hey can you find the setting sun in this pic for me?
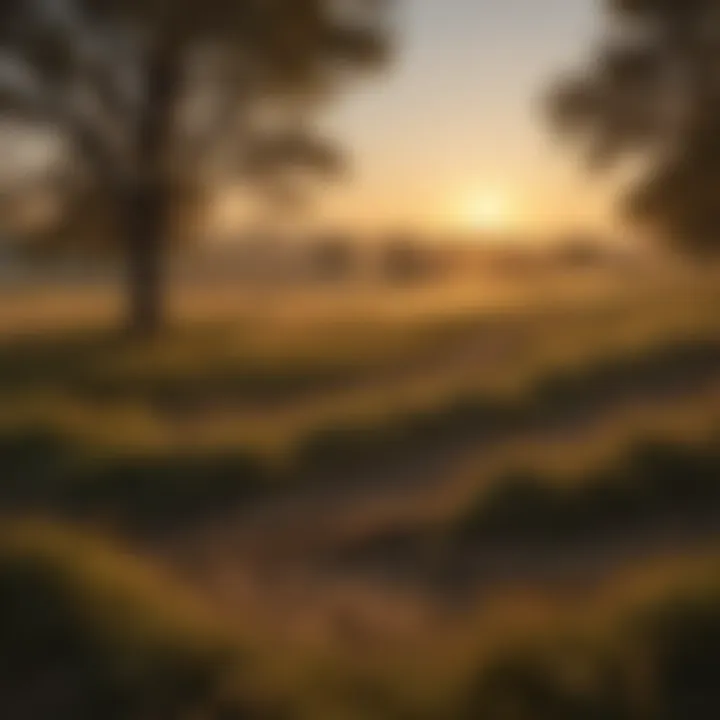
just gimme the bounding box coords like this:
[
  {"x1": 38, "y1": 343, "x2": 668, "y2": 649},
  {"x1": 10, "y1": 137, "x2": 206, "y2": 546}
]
[{"x1": 458, "y1": 190, "x2": 514, "y2": 232}]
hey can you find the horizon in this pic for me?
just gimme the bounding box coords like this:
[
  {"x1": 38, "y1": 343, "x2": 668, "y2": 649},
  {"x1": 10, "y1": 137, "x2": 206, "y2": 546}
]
[{"x1": 302, "y1": 0, "x2": 618, "y2": 236}]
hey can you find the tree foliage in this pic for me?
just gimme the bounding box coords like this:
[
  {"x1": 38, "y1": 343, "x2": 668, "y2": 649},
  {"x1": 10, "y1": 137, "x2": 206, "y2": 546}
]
[
  {"x1": 0, "y1": 0, "x2": 391, "y2": 331},
  {"x1": 0, "y1": 0, "x2": 390, "y2": 224},
  {"x1": 549, "y1": 0, "x2": 720, "y2": 254}
]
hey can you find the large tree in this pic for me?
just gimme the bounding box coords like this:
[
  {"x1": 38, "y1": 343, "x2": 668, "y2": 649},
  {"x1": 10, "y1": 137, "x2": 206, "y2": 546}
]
[
  {"x1": 548, "y1": 0, "x2": 720, "y2": 255},
  {"x1": 0, "y1": 0, "x2": 390, "y2": 334}
]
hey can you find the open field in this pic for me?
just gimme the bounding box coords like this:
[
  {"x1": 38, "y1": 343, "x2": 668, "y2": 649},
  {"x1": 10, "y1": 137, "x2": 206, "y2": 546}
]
[{"x1": 1, "y1": 264, "x2": 720, "y2": 718}]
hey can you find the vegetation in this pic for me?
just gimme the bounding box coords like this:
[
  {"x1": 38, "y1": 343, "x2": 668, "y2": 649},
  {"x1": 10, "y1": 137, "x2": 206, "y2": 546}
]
[
  {"x1": 0, "y1": 274, "x2": 718, "y2": 717},
  {"x1": 4, "y1": 520, "x2": 720, "y2": 719},
  {"x1": 0, "y1": 0, "x2": 389, "y2": 334},
  {"x1": 0, "y1": 279, "x2": 717, "y2": 530},
  {"x1": 0, "y1": 521, "x2": 253, "y2": 719},
  {"x1": 2, "y1": 0, "x2": 720, "y2": 715},
  {"x1": 458, "y1": 560, "x2": 720, "y2": 719},
  {"x1": 456, "y1": 436, "x2": 720, "y2": 545},
  {"x1": 550, "y1": 0, "x2": 720, "y2": 255}
]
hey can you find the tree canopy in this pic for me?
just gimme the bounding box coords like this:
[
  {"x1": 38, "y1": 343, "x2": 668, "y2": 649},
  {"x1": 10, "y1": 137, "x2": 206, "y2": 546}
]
[
  {"x1": 549, "y1": 0, "x2": 720, "y2": 255},
  {"x1": 0, "y1": 0, "x2": 391, "y2": 331},
  {"x1": 0, "y1": 0, "x2": 390, "y2": 228}
]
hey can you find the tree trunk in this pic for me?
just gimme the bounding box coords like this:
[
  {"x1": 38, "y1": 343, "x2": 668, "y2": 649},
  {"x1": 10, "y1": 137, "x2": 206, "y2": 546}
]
[
  {"x1": 123, "y1": 43, "x2": 180, "y2": 338},
  {"x1": 125, "y1": 184, "x2": 167, "y2": 337}
]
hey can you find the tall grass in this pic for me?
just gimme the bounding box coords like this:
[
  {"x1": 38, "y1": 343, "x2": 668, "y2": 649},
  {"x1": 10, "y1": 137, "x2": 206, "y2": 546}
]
[
  {"x1": 456, "y1": 436, "x2": 720, "y2": 544},
  {"x1": 1, "y1": 276, "x2": 719, "y2": 718},
  {"x1": 5, "y1": 520, "x2": 720, "y2": 719},
  {"x1": 456, "y1": 559, "x2": 720, "y2": 719},
  {"x1": 2, "y1": 329, "x2": 717, "y2": 531},
  {"x1": 0, "y1": 521, "x2": 252, "y2": 718}
]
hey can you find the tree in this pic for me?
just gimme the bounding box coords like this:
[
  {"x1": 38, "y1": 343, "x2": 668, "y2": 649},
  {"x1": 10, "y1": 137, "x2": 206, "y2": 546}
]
[
  {"x1": 0, "y1": 0, "x2": 390, "y2": 334},
  {"x1": 548, "y1": 0, "x2": 720, "y2": 255}
]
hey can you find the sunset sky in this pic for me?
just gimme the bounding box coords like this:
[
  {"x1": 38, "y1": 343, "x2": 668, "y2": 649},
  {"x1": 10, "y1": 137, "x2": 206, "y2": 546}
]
[{"x1": 312, "y1": 0, "x2": 619, "y2": 237}]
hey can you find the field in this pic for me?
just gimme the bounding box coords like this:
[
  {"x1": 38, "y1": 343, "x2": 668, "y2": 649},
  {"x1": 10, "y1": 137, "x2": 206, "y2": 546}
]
[{"x1": 1, "y1": 261, "x2": 720, "y2": 719}]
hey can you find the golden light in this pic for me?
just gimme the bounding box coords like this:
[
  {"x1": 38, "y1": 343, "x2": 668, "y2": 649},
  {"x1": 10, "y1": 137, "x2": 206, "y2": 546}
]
[{"x1": 458, "y1": 189, "x2": 514, "y2": 232}]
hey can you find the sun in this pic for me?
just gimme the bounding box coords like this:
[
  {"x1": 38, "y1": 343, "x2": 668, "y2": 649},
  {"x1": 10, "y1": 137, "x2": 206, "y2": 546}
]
[{"x1": 458, "y1": 190, "x2": 513, "y2": 232}]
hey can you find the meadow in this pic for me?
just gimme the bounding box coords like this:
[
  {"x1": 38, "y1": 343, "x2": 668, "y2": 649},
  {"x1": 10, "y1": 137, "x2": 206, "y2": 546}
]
[{"x1": 1, "y1": 260, "x2": 720, "y2": 719}]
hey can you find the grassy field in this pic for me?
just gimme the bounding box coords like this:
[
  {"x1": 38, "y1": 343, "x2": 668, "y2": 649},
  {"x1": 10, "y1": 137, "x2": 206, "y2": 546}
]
[{"x1": 1, "y1": 264, "x2": 720, "y2": 718}]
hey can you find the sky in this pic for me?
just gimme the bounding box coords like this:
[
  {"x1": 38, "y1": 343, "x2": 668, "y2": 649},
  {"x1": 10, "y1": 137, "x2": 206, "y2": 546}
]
[{"x1": 311, "y1": 0, "x2": 619, "y2": 237}]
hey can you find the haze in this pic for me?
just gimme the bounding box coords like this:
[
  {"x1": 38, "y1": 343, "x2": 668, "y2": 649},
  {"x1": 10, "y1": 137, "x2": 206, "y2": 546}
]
[{"x1": 315, "y1": 0, "x2": 615, "y2": 236}]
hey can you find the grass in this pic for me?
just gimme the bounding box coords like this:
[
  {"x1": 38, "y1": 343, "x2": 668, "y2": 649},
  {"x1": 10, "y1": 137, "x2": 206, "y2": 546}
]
[
  {"x1": 285, "y1": 556, "x2": 720, "y2": 719},
  {"x1": 454, "y1": 557, "x2": 720, "y2": 720},
  {"x1": 1, "y1": 270, "x2": 720, "y2": 718},
  {"x1": 456, "y1": 436, "x2": 720, "y2": 544},
  {"x1": 1, "y1": 326, "x2": 717, "y2": 531},
  {"x1": 5, "y1": 519, "x2": 720, "y2": 719},
  {"x1": 0, "y1": 520, "x2": 252, "y2": 719},
  {"x1": 0, "y1": 275, "x2": 717, "y2": 531},
  {"x1": 325, "y1": 389, "x2": 720, "y2": 568}
]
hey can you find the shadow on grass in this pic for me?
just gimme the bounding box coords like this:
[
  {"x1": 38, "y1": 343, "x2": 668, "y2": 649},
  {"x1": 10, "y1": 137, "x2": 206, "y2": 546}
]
[
  {"x1": 462, "y1": 576, "x2": 720, "y2": 720},
  {"x1": 0, "y1": 430, "x2": 269, "y2": 532},
  {"x1": 0, "y1": 333, "x2": 718, "y2": 533},
  {"x1": 457, "y1": 439, "x2": 720, "y2": 545},
  {"x1": 0, "y1": 326, "x2": 355, "y2": 409},
  {"x1": 0, "y1": 521, "x2": 279, "y2": 719},
  {"x1": 294, "y1": 337, "x2": 720, "y2": 476}
]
